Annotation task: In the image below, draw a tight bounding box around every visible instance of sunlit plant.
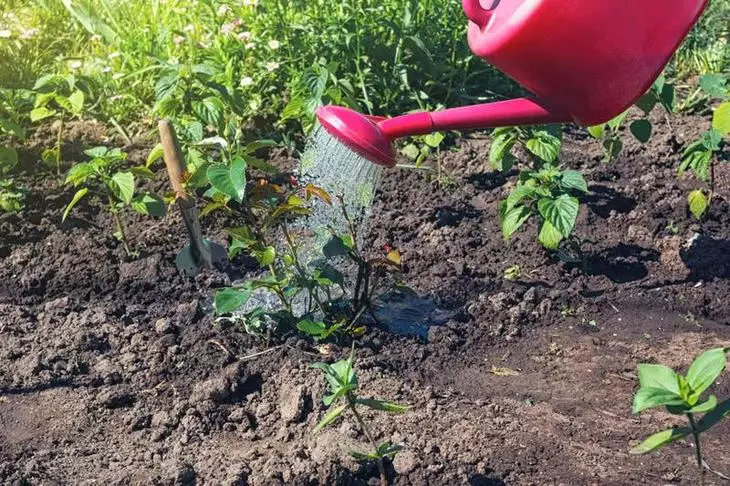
[631,347,730,479]
[63,146,166,257]
[313,348,409,486]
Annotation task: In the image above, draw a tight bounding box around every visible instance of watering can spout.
[316,98,570,168]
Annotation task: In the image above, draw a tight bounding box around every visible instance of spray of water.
[298,125,383,245]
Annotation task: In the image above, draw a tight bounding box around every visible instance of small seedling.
[503,264,521,281]
[631,347,730,480]
[30,74,86,175]
[63,146,166,257]
[312,348,409,486]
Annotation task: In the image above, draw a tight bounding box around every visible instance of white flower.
[102,66,113,73]
[237,31,252,41]
[242,0,258,6]
[240,76,253,86]
[89,34,102,42]
[268,40,280,50]
[0,30,12,39]
[245,42,256,50]
[20,28,39,40]
[108,51,121,59]
[183,24,195,32]
[68,60,83,70]
[217,4,230,16]
[266,62,280,72]
[173,35,185,45]
[220,22,235,35]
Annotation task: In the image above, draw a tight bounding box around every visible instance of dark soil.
[1,113,729,485]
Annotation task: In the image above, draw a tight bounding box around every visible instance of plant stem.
[347,394,387,486]
[109,198,132,257]
[56,114,64,176]
[708,161,715,209]
[688,413,705,484]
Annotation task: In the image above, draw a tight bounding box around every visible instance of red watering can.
[316,0,708,167]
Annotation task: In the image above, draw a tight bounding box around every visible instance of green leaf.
[700,130,722,151]
[697,397,730,432]
[637,364,680,393]
[630,427,692,454]
[504,185,538,212]
[686,347,728,399]
[65,163,94,186]
[253,246,276,267]
[297,320,326,337]
[603,137,623,161]
[632,387,687,414]
[84,146,109,159]
[688,190,709,220]
[630,120,652,143]
[214,287,252,315]
[537,195,579,238]
[355,398,410,413]
[62,187,89,221]
[348,450,379,461]
[607,111,628,131]
[131,194,166,217]
[129,166,156,179]
[68,90,84,114]
[500,204,531,240]
[314,403,347,432]
[587,124,605,139]
[0,147,18,171]
[699,74,728,98]
[525,131,561,163]
[111,172,135,205]
[323,236,349,258]
[635,92,657,115]
[712,102,730,136]
[688,395,718,414]
[146,144,165,168]
[423,132,444,148]
[30,107,56,122]
[401,144,420,160]
[194,97,225,128]
[207,162,246,203]
[489,131,517,171]
[559,170,588,193]
[538,219,564,249]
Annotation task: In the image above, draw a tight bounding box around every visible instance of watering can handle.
[462,0,493,29]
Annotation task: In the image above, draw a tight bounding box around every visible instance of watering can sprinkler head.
[316,0,709,168]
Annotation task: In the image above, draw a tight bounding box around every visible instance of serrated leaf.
[638,364,680,392]
[688,189,709,220]
[129,166,155,179]
[253,246,276,267]
[630,120,652,143]
[700,130,722,151]
[423,132,444,148]
[84,146,108,159]
[630,427,692,454]
[111,171,135,204]
[130,193,166,217]
[500,204,531,240]
[559,170,588,193]
[687,347,728,399]
[538,219,564,249]
[62,187,89,221]
[214,287,252,314]
[194,97,224,129]
[207,161,245,203]
[65,162,94,186]
[489,131,517,171]
[526,131,561,163]
[537,195,579,238]
[401,144,420,160]
[712,102,730,136]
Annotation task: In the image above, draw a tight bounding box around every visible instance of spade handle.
[158,119,213,269]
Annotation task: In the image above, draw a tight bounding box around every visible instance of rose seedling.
[631,347,730,478]
[313,348,409,486]
[63,146,166,257]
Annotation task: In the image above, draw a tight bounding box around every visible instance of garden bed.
[1,114,729,485]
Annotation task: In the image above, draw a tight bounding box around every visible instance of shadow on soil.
[585,185,637,218]
[681,234,730,280]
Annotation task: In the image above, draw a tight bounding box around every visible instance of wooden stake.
[158,119,214,270]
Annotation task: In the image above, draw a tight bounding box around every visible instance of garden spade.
[158,119,227,276]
